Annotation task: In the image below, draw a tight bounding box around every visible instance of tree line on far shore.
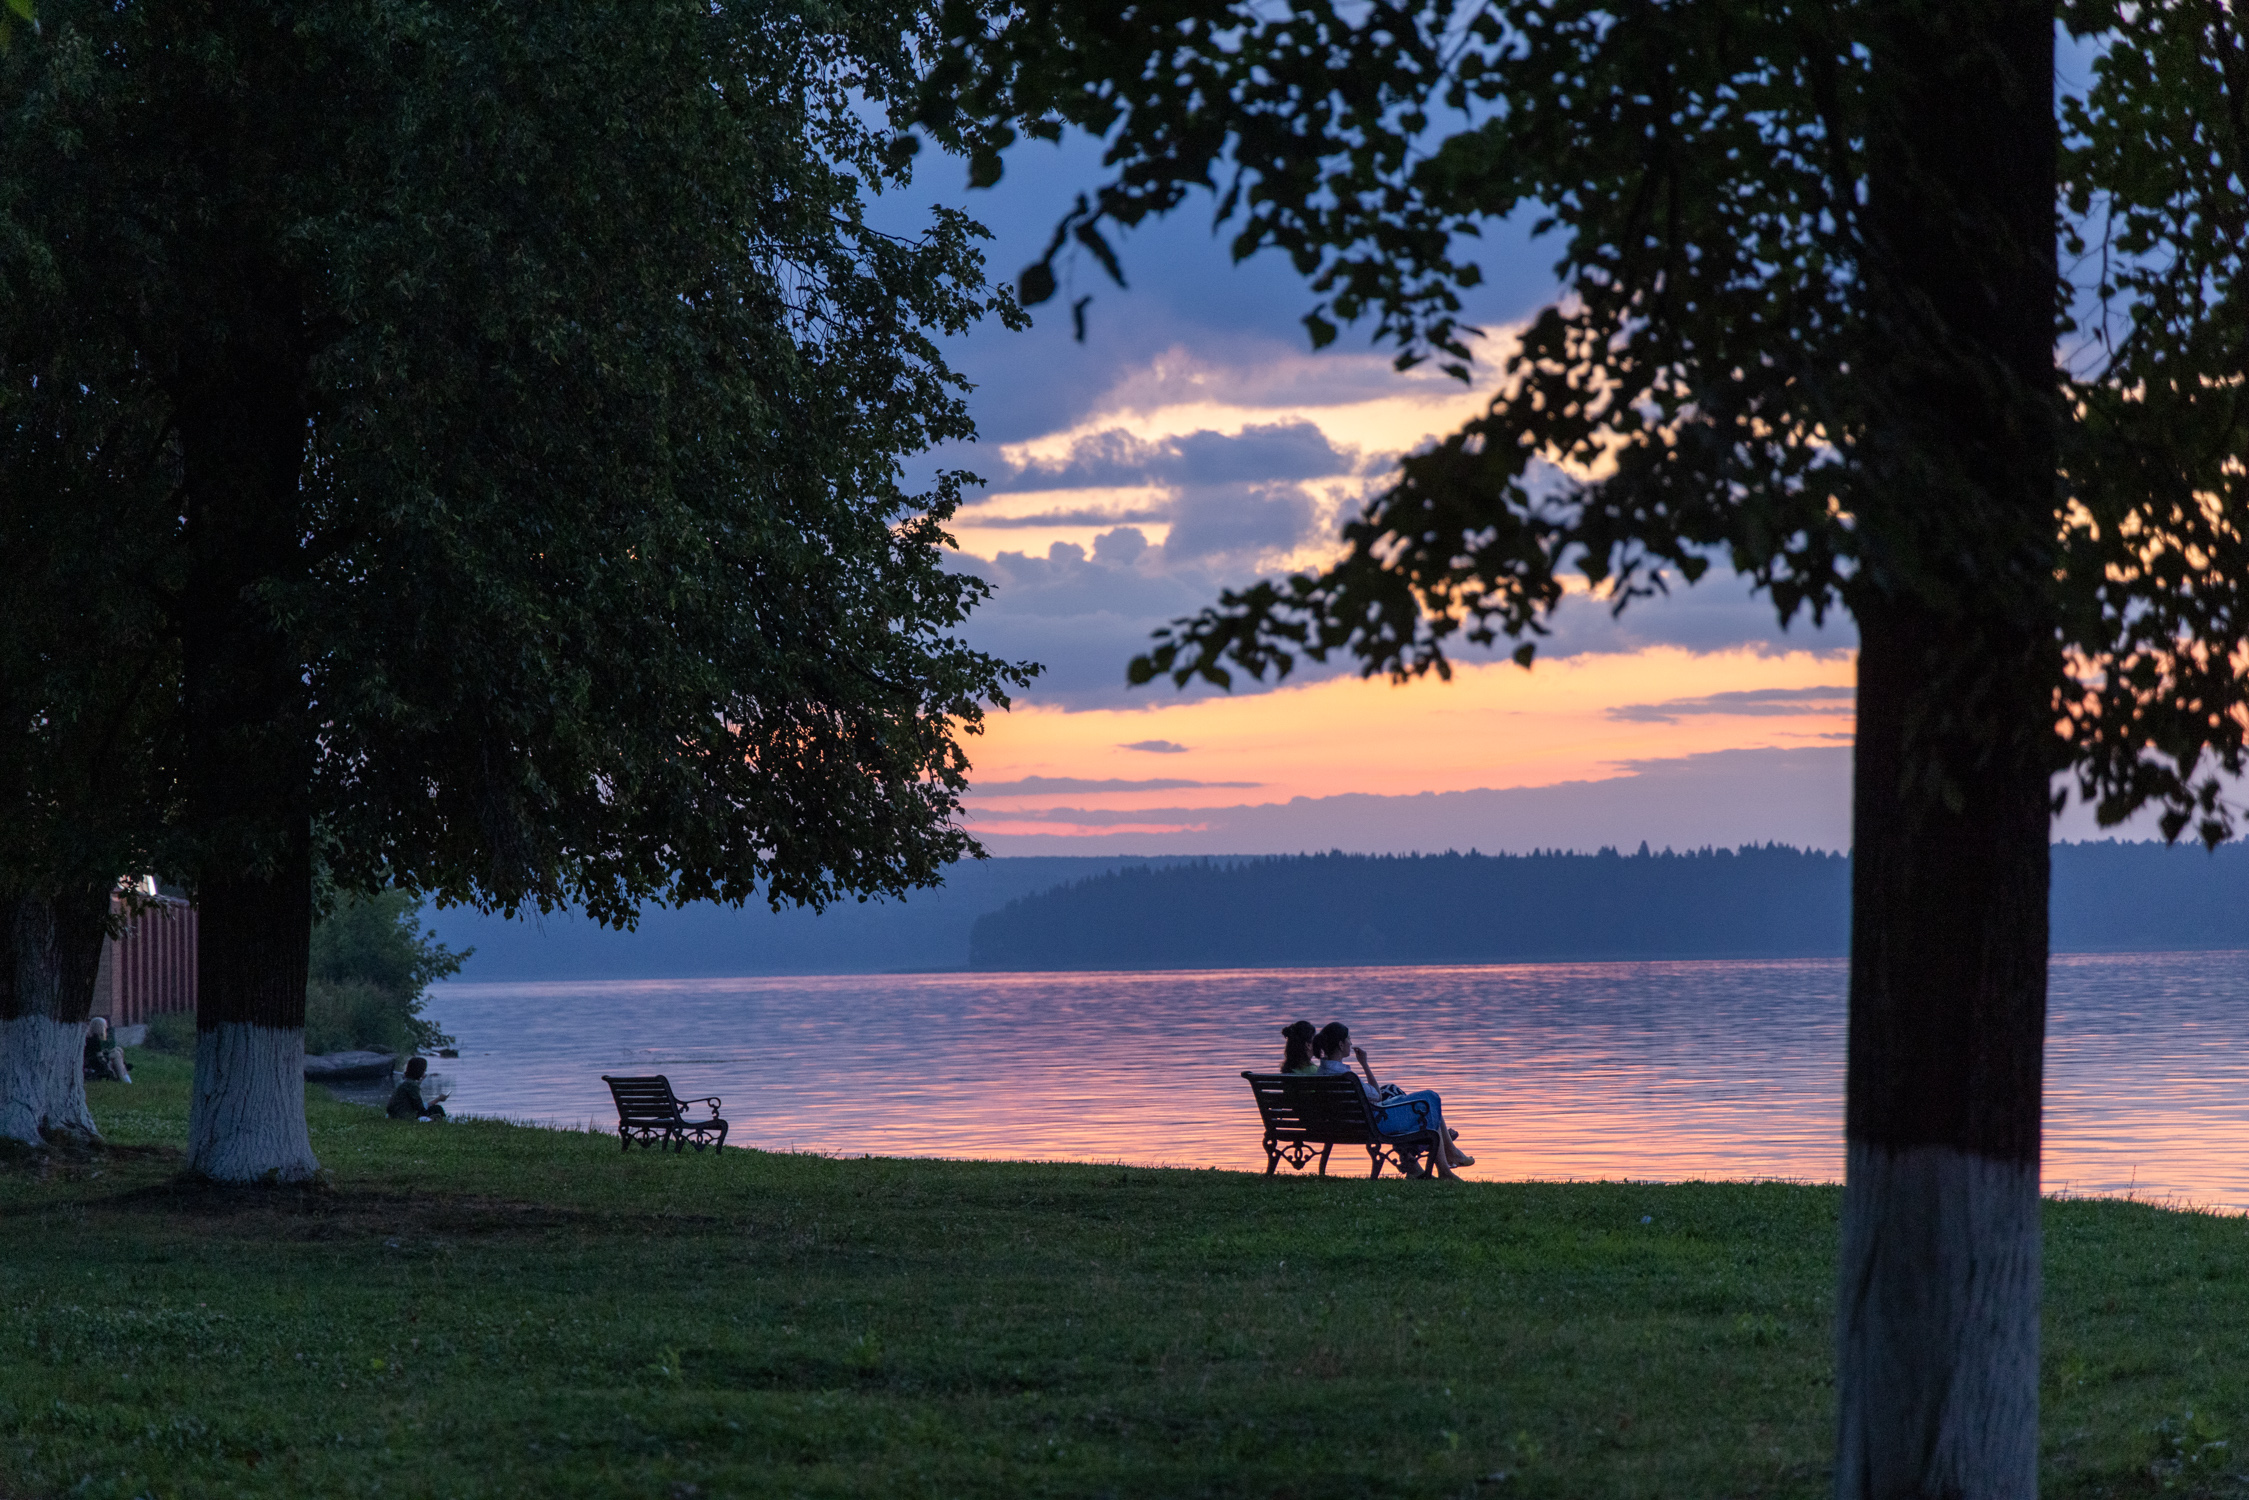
[974,845,1850,969]
[971,841,2249,972]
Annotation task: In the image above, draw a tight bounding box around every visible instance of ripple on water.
[415,950,2249,1206]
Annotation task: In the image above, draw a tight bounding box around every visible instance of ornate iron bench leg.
[1265,1139,1281,1175]
[1368,1140,1432,1178]
[681,1122,725,1152]
[1317,1142,1334,1176]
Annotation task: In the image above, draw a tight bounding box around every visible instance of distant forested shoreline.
[968,846,1848,970]
[965,842,2249,972]
[424,841,2249,979]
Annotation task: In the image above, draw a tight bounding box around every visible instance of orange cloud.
[962,645,1855,810]
[959,819,1214,838]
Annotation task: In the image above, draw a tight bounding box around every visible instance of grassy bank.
[0,1058,2242,1498]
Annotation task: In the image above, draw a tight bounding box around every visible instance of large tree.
[913,0,2248,1492]
[1,0,1029,1179]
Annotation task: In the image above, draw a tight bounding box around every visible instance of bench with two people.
[1243,1020,1474,1181]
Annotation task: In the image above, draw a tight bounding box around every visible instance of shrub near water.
[306,891,467,1054]
[304,977,430,1057]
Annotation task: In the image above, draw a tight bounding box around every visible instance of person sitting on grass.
[385,1056,447,1122]
[1279,1019,1320,1074]
[82,1017,131,1084]
[1313,1022,1473,1175]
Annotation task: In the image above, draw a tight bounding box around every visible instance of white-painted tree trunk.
[188,1023,319,1181]
[0,1016,98,1144]
[1835,1142,2041,1500]
[1,895,103,1146]
[39,1017,99,1139]
[0,1021,45,1147]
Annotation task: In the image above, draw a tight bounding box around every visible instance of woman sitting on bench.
[1279,1019,1320,1075]
[1313,1022,1474,1174]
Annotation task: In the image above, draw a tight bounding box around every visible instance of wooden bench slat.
[601,1074,729,1155]
[1241,1071,1442,1179]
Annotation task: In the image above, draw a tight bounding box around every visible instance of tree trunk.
[1837,4,2058,1497]
[189,848,318,1182]
[0,888,114,1146]
[1839,604,2054,1499]
[175,318,320,1183]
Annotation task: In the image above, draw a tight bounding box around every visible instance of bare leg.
[1424,1107,1463,1179]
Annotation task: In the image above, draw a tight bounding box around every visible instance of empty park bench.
[1241,1071,1443,1179]
[601,1075,729,1154]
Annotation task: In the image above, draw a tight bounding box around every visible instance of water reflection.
[417,950,2249,1207]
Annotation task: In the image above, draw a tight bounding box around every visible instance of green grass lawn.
[0,1055,2243,1498]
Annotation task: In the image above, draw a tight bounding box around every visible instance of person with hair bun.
[1280,1019,1320,1075]
[1314,1021,1473,1176]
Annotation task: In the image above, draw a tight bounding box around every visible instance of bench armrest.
[682,1095,722,1111]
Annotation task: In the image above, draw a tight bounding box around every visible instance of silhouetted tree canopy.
[1,0,1036,923]
[913,0,2247,842]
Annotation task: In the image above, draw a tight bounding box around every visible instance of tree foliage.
[1,0,1035,926]
[305,891,467,1055]
[913,0,2248,842]
[0,315,176,911]
[2057,0,2249,837]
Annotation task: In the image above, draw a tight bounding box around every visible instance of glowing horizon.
[960,645,1857,825]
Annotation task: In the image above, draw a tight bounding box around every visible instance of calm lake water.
[417,951,2249,1207]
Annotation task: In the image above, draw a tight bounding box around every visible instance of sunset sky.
[888,136,2144,856]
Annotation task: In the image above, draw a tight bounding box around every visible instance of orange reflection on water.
[428,951,2249,1208]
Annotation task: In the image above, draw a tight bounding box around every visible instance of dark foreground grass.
[1,1058,2244,1498]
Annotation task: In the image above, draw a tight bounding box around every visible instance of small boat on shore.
[303,1050,399,1083]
